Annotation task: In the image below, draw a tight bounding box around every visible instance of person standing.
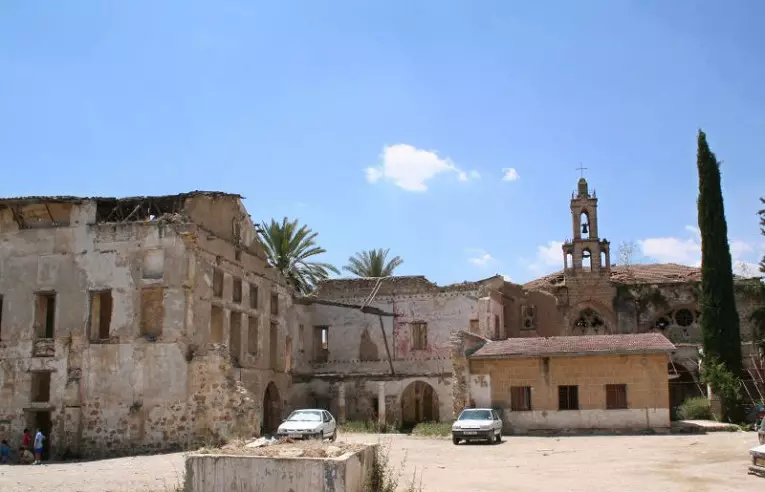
[21,429,31,452]
[0,440,10,464]
[33,428,44,465]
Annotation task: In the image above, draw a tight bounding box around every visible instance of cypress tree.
[696,130,742,376]
[759,198,764,276]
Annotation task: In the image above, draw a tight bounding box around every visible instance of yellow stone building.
[454,332,674,431]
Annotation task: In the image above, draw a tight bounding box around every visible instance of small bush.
[341,420,376,433]
[678,396,712,420]
[341,419,399,434]
[365,439,422,492]
[411,421,452,437]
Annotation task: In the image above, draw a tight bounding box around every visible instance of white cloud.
[502,168,520,182]
[364,144,477,192]
[467,248,497,267]
[365,167,383,184]
[500,273,513,282]
[639,225,762,275]
[640,236,701,266]
[527,240,564,273]
[730,239,754,259]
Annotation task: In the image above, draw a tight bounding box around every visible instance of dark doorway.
[261,382,282,436]
[668,362,705,420]
[400,381,439,431]
[28,410,52,461]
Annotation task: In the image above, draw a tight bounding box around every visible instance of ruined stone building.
[302,177,764,426]
[0,192,297,459]
[291,276,502,429]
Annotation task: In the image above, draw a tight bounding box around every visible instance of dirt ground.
[0,432,761,491]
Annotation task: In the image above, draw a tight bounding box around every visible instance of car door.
[320,411,329,436]
[326,411,336,436]
[492,410,501,432]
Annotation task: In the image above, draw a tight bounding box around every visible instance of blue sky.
[1,1,763,284]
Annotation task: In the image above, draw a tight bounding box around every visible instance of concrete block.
[184,444,377,492]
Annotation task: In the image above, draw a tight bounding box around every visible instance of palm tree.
[343,248,404,277]
[258,217,339,295]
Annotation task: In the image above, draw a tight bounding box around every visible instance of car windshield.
[458,410,491,420]
[287,411,322,422]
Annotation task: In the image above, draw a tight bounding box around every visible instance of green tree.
[759,197,764,276]
[258,217,339,295]
[696,130,743,419]
[343,248,404,277]
[751,198,765,354]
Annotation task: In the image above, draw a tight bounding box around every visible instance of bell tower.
[562,177,611,275]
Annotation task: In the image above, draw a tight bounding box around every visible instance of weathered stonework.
[0,192,298,459]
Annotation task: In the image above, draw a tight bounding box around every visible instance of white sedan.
[276,409,337,441]
[451,408,503,445]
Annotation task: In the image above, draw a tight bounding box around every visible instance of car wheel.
[452,436,460,445]
[495,431,502,444]
[330,430,337,442]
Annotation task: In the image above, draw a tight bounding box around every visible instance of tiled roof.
[469,333,675,359]
[523,263,704,291]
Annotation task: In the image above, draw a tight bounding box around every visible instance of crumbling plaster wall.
[183,195,260,255]
[0,201,196,457]
[449,331,488,416]
[289,303,314,376]
[501,284,562,338]
[0,196,301,458]
[477,293,504,340]
[305,292,478,372]
[294,291,482,423]
[306,303,395,366]
[189,227,295,433]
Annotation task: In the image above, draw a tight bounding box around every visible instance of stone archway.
[568,300,615,336]
[400,381,439,430]
[262,382,282,435]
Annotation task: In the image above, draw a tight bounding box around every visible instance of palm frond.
[257,217,338,294]
[343,248,404,277]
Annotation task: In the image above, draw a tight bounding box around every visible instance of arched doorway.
[262,382,282,435]
[400,381,439,431]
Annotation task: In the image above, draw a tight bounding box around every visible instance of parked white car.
[451,408,503,445]
[276,409,337,441]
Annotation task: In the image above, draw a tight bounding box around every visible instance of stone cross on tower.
[576,164,588,178]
